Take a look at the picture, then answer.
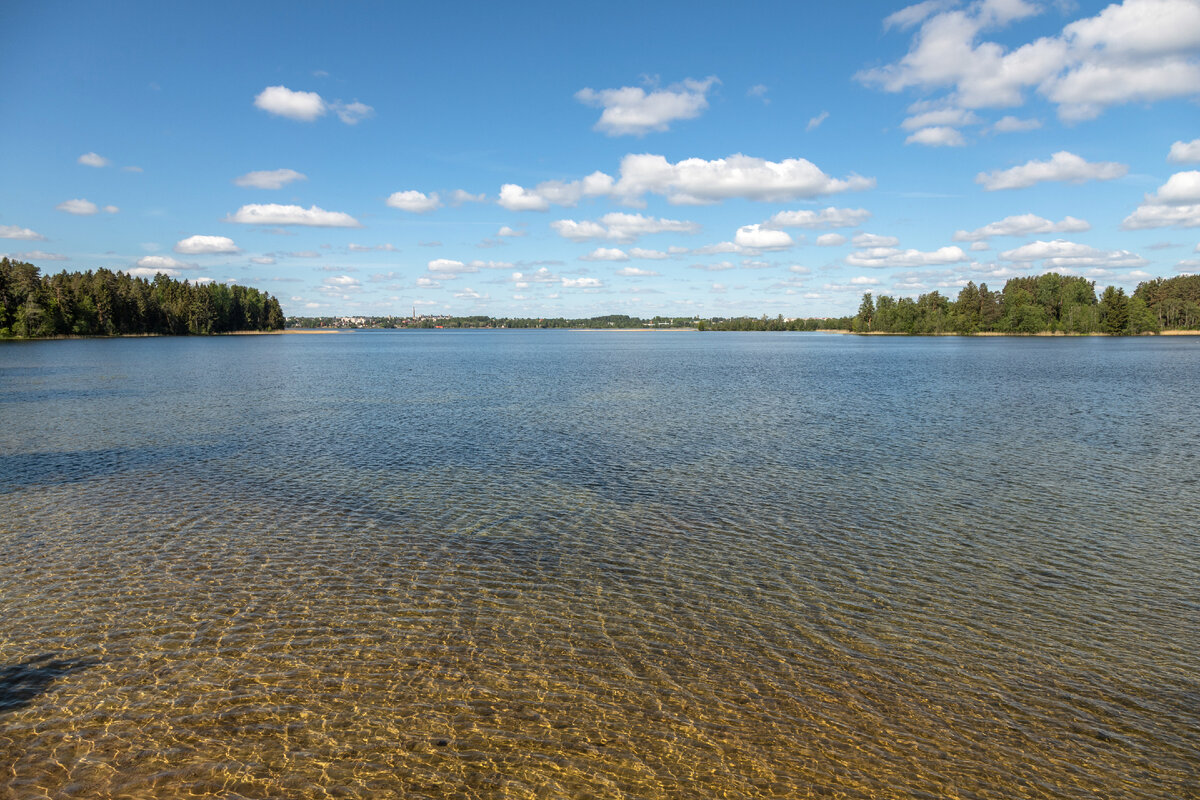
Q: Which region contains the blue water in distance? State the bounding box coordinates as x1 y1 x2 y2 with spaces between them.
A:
1 331 1198 799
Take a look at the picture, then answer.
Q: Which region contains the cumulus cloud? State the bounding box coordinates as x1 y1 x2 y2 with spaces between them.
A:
816 233 847 246
580 247 630 261
617 266 659 276
850 276 882 285
56 198 99 215
860 0 1200 124
628 248 670 259
764 206 871 230
902 107 982 129
551 212 700 243
497 172 614 211
497 226 525 237
254 86 326 121
846 245 969 267
977 151 1127 190
999 239 1148 267
734 224 794 250
1122 170 1200 228
234 168 307 189
562 277 604 288
953 213 1091 241
129 266 180 278
1169 138 1200 163
905 126 966 146
454 287 487 299
386 190 441 213
852 232 901 247
991 115 1042 132
576 77 718 135
136 255 191 271
175 235 239 254
0 225 45 240
613 152 874 205
78 152 109 167
427 258 476 277
225 203 361 227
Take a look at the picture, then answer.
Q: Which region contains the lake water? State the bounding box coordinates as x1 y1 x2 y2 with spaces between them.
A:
1 331 1198 799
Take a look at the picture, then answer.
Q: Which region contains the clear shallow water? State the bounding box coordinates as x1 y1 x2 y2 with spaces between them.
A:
1 331 1197 799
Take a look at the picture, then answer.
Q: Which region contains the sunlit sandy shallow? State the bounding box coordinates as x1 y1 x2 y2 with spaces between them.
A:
2 331 1198 798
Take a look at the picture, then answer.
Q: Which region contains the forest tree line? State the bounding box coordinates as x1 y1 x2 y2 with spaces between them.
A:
0 258 285 338
853 273 1200 335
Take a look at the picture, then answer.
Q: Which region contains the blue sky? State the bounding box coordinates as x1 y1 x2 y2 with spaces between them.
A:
2 0 1199 318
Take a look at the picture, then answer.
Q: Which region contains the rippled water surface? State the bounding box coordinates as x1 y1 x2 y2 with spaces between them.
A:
1 331 1198 799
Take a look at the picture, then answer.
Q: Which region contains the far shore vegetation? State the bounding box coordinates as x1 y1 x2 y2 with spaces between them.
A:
0 258 284 338
5 258 1199 339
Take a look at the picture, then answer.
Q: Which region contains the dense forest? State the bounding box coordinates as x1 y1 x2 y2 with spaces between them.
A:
0 259 285 338
852 273 1200 335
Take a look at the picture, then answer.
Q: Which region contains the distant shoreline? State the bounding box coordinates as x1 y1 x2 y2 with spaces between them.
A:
817 329 1200 337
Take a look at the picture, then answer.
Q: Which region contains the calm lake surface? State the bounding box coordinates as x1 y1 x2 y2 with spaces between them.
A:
1 331 1198 799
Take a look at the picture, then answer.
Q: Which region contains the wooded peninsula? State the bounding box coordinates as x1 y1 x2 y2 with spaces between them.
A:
0 258 284 338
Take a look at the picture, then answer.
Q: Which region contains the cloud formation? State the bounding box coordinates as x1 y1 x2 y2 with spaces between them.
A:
225 204 361 227
1122 170 1200 228
235 169 307 189
0 225 45 240
136 255 191 271
551 212 700 243
1169 138 1200 163
254 85 373 124
576 77 718 135
999 239 1148 267
78 152 110 167
976 151 1127 190
56 198 117 215
387 190 442 213
846 245 969 267
953 213 1091 241
765 206 871 230
175 235 239 254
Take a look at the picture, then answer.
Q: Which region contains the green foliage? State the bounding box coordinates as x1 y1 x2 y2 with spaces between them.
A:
0 258 284 339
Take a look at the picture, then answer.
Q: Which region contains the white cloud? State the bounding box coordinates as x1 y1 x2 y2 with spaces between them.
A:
234 169 307 189
0 225 45 240
576 77 718 135
387 190 441 213
454 287 487 299
850 276 882 285
510 267 560 286
846 245 969 267
789 265 812 274
764 206 870 229
971 241 991 251
78 152 109 167
497 226 525 237
901 107 982 129
905 126 966 146
613 153 874 205
1169 138 1200 163
853 232 901 247
175 235 239 254
250 256 276 265
254 86 326 121
12 250 66 261
977 151 1127 190
816 233 847 246
999 239 1148 267
617 266 659 276
734 224 794 250
861 0 1200 123
551 212 700 243
450 189 486 205
497 172 614 211
883 0 955 31
416 277 441 288
562 277 604 288
690 261 736 271
225 203 361 227
284 250 321 258
56 198 98 215
991 115 1042 132
331 100 373 125
427 258 476 276
323 275 361 288
628 248 669 259
953 213 1091 241
1122 170 1200 228
103 205 119 214
807 110 830 130
136 255 191 270
580 247 630 261
129 266 180 278
467 260 514 270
